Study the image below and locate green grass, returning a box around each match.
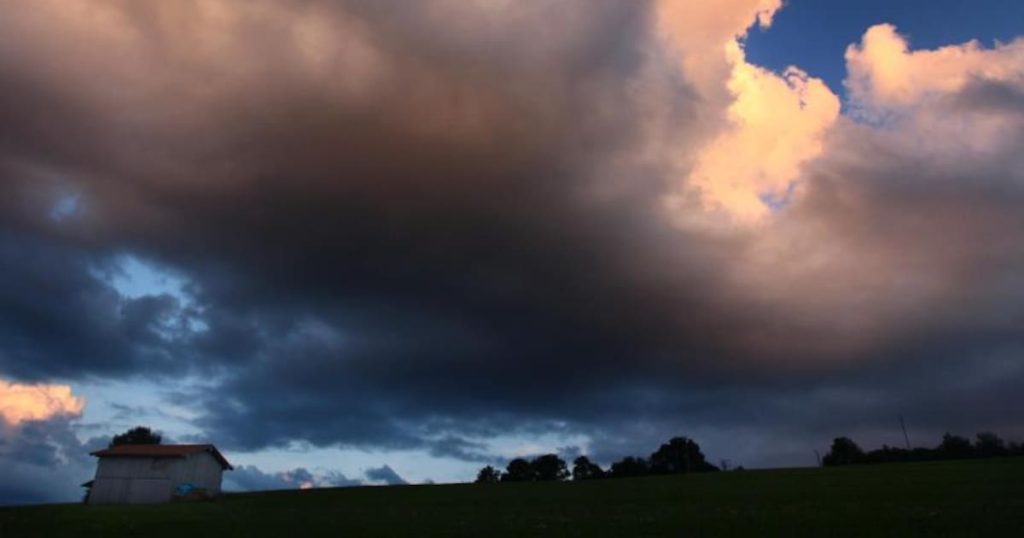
[2,459,1023,537]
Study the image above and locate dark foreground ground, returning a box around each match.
[1,458,1022,537]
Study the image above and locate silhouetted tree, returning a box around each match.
[938,433,974,459]
[475,466,501,483]
[572,456,605,481]
[648,436,717,474]
[974,432,1008,458]
[861,445,907,464]
[501,458,536,482]
[110,426,161,447]
[822,437,864,466]
[609,456,649,478]
[530,454,569,481]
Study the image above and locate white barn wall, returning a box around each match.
[167,452,225,494]
[88,452,227,504]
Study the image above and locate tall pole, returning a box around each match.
[899,415,911,450]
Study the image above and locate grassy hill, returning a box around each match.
[2,458,1022,536]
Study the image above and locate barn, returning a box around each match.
[85,444,233,504]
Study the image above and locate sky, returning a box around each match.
[746,0,1024,93]
[1,0,1023,505]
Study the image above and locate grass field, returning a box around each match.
[2,458,1022,536]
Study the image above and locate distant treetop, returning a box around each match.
[110,426,162,447]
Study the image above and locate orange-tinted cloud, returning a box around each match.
[0,379,85,425]
[846,23,1024,110]
[708,23,1024,361]
[654,0,781,99]
[656,0,839,224]
[681,43,839,223]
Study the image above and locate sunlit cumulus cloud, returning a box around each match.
[846,24,1024,111]
[655,0,840,225]
[0,379,85,425]
[715,24,1024,361]
[675,39,839,224]
[0,0,1023,504]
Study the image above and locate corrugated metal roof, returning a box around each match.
[90,444,233,470]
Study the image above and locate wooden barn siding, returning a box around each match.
[89,452,225,504]
[168,452,225,494]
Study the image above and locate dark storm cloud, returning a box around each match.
[0,418,106,504]
[426,436,502,464]
[0,0,1023,477]
[0,232,197,380]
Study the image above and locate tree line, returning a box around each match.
[823,431,1024,466]
[475,436,721,483]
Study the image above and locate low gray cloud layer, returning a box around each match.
[225,465,361,492]
[365,465,408,486]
